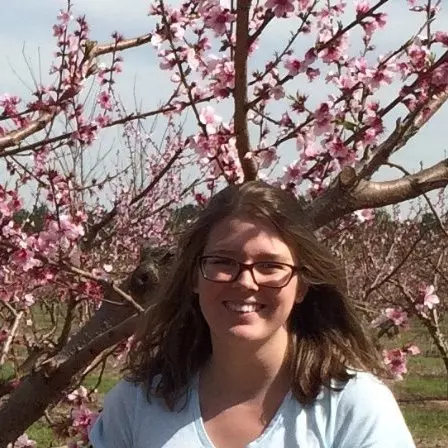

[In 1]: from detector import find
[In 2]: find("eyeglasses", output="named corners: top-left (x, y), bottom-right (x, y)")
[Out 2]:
top-left (199, 255), bottom-right (298, 288)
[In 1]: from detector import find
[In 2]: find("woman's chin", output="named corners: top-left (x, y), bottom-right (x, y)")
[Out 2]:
top-left (222, 325), bottom-right (267, 342)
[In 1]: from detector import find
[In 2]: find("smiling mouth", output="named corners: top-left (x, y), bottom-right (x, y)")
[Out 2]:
top-left (223, 301), bottom-right (265, 314)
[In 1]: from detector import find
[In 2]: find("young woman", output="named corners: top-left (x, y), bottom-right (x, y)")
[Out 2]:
top-left (89, 181), bottom-right (415, 448)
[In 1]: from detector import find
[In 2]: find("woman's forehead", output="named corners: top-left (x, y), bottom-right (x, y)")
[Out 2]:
top-left (204, 215), bottom-right (294, 256)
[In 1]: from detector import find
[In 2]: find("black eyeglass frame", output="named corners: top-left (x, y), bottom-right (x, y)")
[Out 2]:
top-left (198, 255), bottom-right (299, 289)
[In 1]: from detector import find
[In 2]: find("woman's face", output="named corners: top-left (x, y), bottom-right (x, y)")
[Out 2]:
top-left (195, 215), bottom-right (303, 347)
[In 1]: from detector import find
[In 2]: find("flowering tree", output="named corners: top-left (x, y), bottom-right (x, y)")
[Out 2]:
top-left (330, 206), bottom-right (448, 378)
top-left (1, 0), bottom-right (448, 445)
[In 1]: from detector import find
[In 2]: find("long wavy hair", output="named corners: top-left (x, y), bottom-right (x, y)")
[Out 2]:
top-left (126, 180), bottom-right (386, 409)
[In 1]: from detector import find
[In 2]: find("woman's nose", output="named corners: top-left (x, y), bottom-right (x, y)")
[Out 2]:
top-left (232, 266), bottom-right (259, 290)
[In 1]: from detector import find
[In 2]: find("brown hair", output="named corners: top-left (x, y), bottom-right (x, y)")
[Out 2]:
top-left (126, 180), bottom-right (386, 409)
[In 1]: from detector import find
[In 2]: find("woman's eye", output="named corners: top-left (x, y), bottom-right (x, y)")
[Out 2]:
top-left (258, 262), bottom-right (284, 270)
top-left (208, 258), bottom-right (233, 266)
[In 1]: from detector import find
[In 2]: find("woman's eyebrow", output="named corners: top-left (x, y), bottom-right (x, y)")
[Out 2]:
top-left (205, 249), bottom-right (292, 262)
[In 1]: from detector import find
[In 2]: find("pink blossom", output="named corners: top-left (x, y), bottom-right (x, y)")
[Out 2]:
top-left (284, 57), bottom-right (302, 76)
top-left (53, 24), bottom-right (65, 37)
top-left (362, 19), bottom-right (379, 40)
top-left (59, 214), bottom-right (85, 240)
top-left (6, 434), bottom-right (36, 448)
top-left (422, 285), bottom-right (440, 309)
top-left (169, 23), bottom-right (185, 40)
top-left (0, 329), bottom-right (8, 343)
top-left (408, 43), bottom-right (429, 71)
top-left (204, 6), bottom-right (234, 36)
top-left (306, 67), bottom-right (320, 81)
top-left (0, 94), bottom-right (21, 116)
top-left (298, 0), bottom-right (312, 10)
top-left (23, 294), bottom-right (35, 307)
top-left (185, 48), bottom-right (199, 71)
top-left (313, 102), bottom-right (333, 135)
top-left (57, 10), bottom-right (72, 24)
top-left (434, 31), bottom-right (448, 46)
top-left (383, 348), bottom-right (408, 380)
top-left (404, 344), bottom-right (421, 356)
top-left (71, 124), bottom-right (97, 146)
top-left (95, 114), bottom-right (111, 128)
top-left (282, 161), bottom-right (303, 184)
top-left (209, 60), bottom-right (235, 99)
top-left (151, 33), bottom-right (163, 48)
top-left (270, 84), bottom-right (285, 100)
top-left (112, 335), bottom-right (136, 366)
top-left (354, 209), bottom-right (375, 222)
top-left (67, 386), bottom-right (89, 406)
top-left (266, 0), bottom-right (295, 18)
top-left (355, 1), bottom-right (371, 15)
top-left (11, 249), bottom-right (42, 272)
top-left (199, 106), bottom-right (222, 134)
top-left (279, 113), bottom-right (293, 127)
top-left (304, 142), bottom-right (320, 158)
top-left (385, 308), bottom-right (408, 327)
top-left (97, 91), bottom-right (112, 111)
top-left (0, 187), bottom-right (23, 218)
top-left (257, 147), bottom-right (277, 169)
top-left (304, 48), bottom-right (317, 66)
top-left (195, 192), bottom-right (208, 206)
top-left (369, 66), bottom-right (394, 89)
top-left (375, 13), bottom-right (387, 28)
top-left (158, 49), bottom-right (177, 71)
top-left (71, 406), bottom-right (98, 440)
top-left (327, 137), bottom-right (353, 163)
top-left (431, 63), bottom-right (448, 87)
top-left (319, 35), bottom-right (348, 64)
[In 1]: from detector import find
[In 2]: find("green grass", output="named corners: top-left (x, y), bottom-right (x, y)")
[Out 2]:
top-left (407, 356), bottom-right (446, 376)
top-left (0, 362), bottom-right (15, 381)
top-left (389, 356), bottom-right (448, 401)
top-left (82, 372), bottom-right (120, 395)
top-left (394, 374), bottom-right (448, 400)
top-left (402, 404), bottom-right (448, 447)
top-left (391, 356), bottom-right (448, 447)
top-left (27, 421), bottom-right (63, 447)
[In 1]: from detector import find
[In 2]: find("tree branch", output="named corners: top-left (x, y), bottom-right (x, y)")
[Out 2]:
top-left (307, 159), bottom-right (448, 229)
top-left (0, 113), bottom-right (53, 152)
top-left (0, 33), bottom-right (154, 155)
top-left (356, 53), bottom-right (448, 180)
top-left (0, 96), bottom-right (213, 158)
top-left (350, 159), bottom-right (448, 209)
top-left (234, 0), bottom-right (257, 181)
top-left (82, 144), bottom-right (185, 249)
top-left (93, 33), bottom-right (152, 57)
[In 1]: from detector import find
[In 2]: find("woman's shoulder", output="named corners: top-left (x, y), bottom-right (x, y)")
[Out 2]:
top-left (106, 377), bottom-right (142, 396)
top-left (89, 376), bottom-right (197, 448)
top-left (317, 371), bottom-right (415, 447)
top-left (101, 378), bottom-right (145, 409)
top-left (329, 371), bottom-right (394, 407)
top-left (102, 374), bottom-right (172, 411)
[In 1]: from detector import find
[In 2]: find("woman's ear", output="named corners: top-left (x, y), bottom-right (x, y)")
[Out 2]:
top-left (295, 282), bottom-right (309, 304)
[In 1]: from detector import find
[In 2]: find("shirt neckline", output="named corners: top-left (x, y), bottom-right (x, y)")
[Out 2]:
top-left (191, 373), bottom-right (292, 448)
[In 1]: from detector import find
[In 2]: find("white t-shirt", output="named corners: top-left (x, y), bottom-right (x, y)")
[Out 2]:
top-left (89, 371), bottom-right (415, 447)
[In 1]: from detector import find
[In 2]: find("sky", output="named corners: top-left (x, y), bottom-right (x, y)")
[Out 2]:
top-left (1, 0), bottom-right (447, 211)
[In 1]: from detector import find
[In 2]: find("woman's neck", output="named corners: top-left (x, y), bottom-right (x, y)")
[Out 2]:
top-left (200, 332), bottom-right (291, 402)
